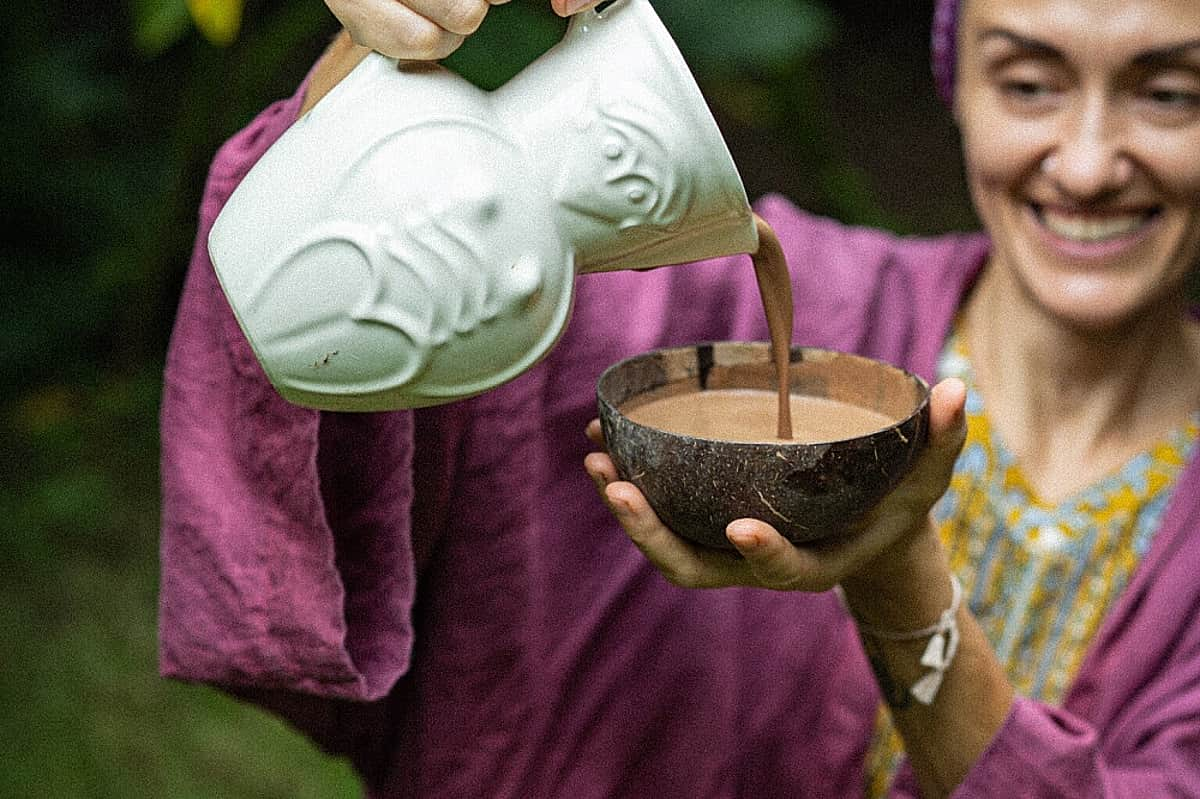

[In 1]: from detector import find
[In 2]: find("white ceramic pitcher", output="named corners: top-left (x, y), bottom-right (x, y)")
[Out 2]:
top-left (208, 0), bottom-right (758, 411)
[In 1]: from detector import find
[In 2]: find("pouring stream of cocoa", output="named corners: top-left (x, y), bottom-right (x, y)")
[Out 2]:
top-left (750, 214), bottom-right (794, 440)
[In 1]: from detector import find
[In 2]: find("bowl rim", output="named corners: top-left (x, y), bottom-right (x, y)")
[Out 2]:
top-left (597, 341), bottom-right (931, 448)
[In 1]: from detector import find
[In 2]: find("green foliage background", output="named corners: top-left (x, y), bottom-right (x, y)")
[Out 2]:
top-left (1, 1), bottom-right (966, 796)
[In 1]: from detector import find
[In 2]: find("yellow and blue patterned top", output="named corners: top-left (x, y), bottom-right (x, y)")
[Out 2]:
top-left (864, 325), bottom-right (1199, 797)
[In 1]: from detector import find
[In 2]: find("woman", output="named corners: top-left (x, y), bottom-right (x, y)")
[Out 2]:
top-left (159, 0), bottom-right (1200, 796)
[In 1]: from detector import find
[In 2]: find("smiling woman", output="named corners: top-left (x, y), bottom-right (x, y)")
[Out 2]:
top-left (949, 0), bottom-right (1200, 501)
top-left (956, 0), bottom-right (1200, 333)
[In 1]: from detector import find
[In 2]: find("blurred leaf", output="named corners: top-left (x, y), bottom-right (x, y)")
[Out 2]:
top-left (818, 161), bottom-right (906, 231)
top-left (36, 471), bottom-right (119, 535)
top-left (655, 0), bottom-right (835, 78)
top-left (18, 37), bottom-right (126, 125)
top-left (186, 0), bottom-right (244, 47)
top-left (13, 385), bottom-right (79, 437)
top-left (705, 76), bottom-right (786, 127)
top-left (130, 0), bottom-right (192, 56)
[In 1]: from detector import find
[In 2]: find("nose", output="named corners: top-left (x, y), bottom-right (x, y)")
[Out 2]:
top-left (1045, 97), bottom-right (1133, 201)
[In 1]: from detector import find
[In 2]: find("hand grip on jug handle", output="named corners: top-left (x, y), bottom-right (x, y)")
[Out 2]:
top-left (552, 1), bottom-right (606, 15)
top-left (319, 0), bottom-right (599, 65)
top-left (302, 1), bottom-right (604, 116)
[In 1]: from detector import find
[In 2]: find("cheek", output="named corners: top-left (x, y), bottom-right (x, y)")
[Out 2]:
top-left (959, 128), bottom-right (1036, 240)
top-left (1174, 215), bottom-right (1200, 281)
top-left (958, 106), bottom-right (1045, 198)
top-left (1147, 135), bottom-right (1200, 207)
top-left (1136, 132), bottom-right (1200, 268)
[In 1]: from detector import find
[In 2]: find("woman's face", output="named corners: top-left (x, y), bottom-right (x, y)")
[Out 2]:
top-left (956, 0), bottom-right (1200, 330)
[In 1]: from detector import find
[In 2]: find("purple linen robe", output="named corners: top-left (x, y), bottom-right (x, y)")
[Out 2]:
top-left (160, 76), bottom-right (1200, 798)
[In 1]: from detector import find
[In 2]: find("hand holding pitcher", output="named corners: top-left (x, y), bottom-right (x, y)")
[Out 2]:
top-left (322, 0), bottom-right (604, 61)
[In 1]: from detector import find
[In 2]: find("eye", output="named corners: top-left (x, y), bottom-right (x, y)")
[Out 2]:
top-left (992, 76), bottom-right (1065, 117)
top-left (1146, 87), bottom-right (1200, 109)
top-left (1137, 74), bottom-right (1200, 124)
top-left (1001, 79), bottom-right (1055, 101)
top-left (608, 173), bottom-right (657, 215)
top-left (989, 59), bottom-right (1065, 111)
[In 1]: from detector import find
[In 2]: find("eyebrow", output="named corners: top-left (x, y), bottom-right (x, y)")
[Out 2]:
top-left (976, 29), bottom-right (1062, 60)
top-left (1133, 39), bottom-right (1200, 69)
top-left (977, 29), bottom-right (1200, 68)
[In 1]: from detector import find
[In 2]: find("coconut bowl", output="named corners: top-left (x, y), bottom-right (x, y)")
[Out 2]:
top-left (596, 341), bottom-right (930, 549)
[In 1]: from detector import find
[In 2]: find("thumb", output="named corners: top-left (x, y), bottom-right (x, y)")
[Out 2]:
top-left (924, 377), bottom-right (968, 481)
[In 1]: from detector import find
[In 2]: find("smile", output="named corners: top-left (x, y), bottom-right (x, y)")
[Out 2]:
top-left (1032, 205), bottom-right (1159, 243)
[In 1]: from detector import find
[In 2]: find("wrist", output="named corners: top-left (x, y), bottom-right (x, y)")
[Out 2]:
top-left (839, 516), bottom-right (950, 632)
top-left (837, 522), bottom-right (963, 708)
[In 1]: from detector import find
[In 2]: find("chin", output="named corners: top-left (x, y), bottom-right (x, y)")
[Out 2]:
top-left (1019, 268), bottom-right (1172, 334)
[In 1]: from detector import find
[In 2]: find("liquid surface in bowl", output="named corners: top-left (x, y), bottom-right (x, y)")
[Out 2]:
top-left (622, 388), bottom-right (897, 444)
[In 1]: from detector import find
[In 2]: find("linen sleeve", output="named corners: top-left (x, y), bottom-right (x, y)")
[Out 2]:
top-left (944, 694), bottom-right (1200, 798)
top-left (887, 579), bottom-right (1200, 797)
top-left (158, 81), bottom-right (418, 725)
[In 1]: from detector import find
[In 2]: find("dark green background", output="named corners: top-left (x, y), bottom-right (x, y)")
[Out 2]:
top-left (2, 1), bottom-right (968, 795)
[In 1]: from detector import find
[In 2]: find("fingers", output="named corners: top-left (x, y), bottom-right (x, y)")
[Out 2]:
top-left (345, 3), bottom-right (463, 60)
top-left (550, 0), bottom-right (603, 16)
top-left (327, 0), bottom-right (484, 60)
top-left (584, 444), bottom-right (749, 588)
top-left (603, 481), bottom-right (682, 561)
top-left (725, 519), bottom-right (831, 591)
top-left (585, 418), bottom-right (605, 447)
top-left (811, 378), bottom-right (966, 581)
top-left (604, 482), bottom-right (752, 588)
top-left (856, 377), bottom-right (967, 523)
top-left (726, 377), bottom-right (969, 590)
top-left (402, 0), bottom-right (489, 34)
top-left (584, 432), bottom-right (756, 590)
top-left (326, 0), bottom-right (603, 62)
top-left (584, 451), bottom-right (618, 496)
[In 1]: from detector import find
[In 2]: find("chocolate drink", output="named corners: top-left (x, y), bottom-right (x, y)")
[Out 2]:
top-left (625, 217), bottom-right (897, 444)
top-left (623, 389), bottom-right (897, 444)
top-left (751, 216), bottom-right (794, 439)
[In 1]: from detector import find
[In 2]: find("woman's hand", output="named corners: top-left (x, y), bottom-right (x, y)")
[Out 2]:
top-left (323, 0), bottom-right (603, 61)
top-left (583, 377), bottom-right (968, 593)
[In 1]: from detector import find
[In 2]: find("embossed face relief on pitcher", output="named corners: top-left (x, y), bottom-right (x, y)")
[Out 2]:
top-left (553, 90), bottom-right (696, 234)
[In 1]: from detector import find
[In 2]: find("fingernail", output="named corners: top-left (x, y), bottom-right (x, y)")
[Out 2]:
top-left (562, 0), bottom-right (595, 14)
top-left (726, 524), bottom-right (759, 549)
top-left (607, 493), bottom-right (631, 516)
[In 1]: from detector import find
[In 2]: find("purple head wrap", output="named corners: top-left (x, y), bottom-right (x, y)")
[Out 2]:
top-left (932, 0), bottom-right (961, 106)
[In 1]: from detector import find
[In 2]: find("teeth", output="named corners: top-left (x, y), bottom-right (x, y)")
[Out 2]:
top-left (1040, 209), bottom-right (1146, 242)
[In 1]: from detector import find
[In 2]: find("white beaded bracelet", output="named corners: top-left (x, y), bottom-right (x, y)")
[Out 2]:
top-left (837, 574), bottom-right (963, 706)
